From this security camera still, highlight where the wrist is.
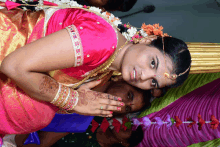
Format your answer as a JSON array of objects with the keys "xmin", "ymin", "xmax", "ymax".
[{"xmin": 50, "ymin": 84, "xmax": 79, "ymax": 111}]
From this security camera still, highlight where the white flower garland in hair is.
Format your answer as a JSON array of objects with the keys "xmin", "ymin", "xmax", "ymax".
[
  {"xmin": 35, "ymin": 0, "xmax": 43, "ymax": 11},
  {"xmin": 0, "ymin": 0, "xmax": 6, "ymax": 9},
  {"xmin": 21, "ymin": 0, "xmax": 34, "ymax": 2},
  {"xmin": 101, "ymin": 11, "xmax": 122, "ymax": 26},
  {"xmin": 140, "ymin": 29, "xmax": 148, "ymax": 37},
  {"xmin": 5, "ymin": 0, "xmax": 166, "ymax": 41}
]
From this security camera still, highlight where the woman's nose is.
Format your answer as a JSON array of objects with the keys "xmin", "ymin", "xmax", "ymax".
[{"xmin": 141, "ymin": 70, "xmax": 154, "ymax": 81}]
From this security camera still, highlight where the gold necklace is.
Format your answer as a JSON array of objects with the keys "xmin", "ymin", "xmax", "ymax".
[
  {"xmin": 69, "ymin": 7, "xmax": 128, "ymax": 89},
  {"xmin": 71, "ymin": 41, "xmax": 128, "ymax": 89}
]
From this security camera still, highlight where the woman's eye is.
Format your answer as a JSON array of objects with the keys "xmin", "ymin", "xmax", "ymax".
[
  {"xmin": 151, "ymin": 59, "xmax": 155, "ymax": 68},
  {"xmin": 128, "ymin": 91, "xmax": 134, "ymax": 100},
  {"xmin": 152, "ymin": 79, "xmax": 157, "ymax": 87}
]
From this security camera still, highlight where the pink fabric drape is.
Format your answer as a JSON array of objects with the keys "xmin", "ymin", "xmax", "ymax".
[
  {"xmin": 0, "ymin": 7, "xmax": 117, "ymax": 137},
  {"xmin": 138, "ymin": 78, "xmax": 220, "ymax": 147}
]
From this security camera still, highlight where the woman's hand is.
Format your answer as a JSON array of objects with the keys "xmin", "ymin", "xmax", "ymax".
[{"xmin": 72, "ymin": 80, "xmax": 124, "ymax": 117}]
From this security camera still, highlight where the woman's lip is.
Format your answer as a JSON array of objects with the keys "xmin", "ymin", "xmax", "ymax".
[
  {"xmin": 130, "ymin": 68, "xmax": 137, "ymax": 82},
  {"xmin": 130, "ymin": 69, "xmax": 135, "ymax": 81},
  {"xmin": 134, "ymin": 68, "xmax": 140, "ymax": 81}
]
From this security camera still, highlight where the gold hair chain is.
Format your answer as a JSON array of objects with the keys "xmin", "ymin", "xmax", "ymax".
[{"xmin": 162, "ymin": 37, "xmax": 190, "ymax": 83}]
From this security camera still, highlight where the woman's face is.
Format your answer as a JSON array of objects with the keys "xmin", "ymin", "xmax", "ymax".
[
  {"xmin": 121, "ymin": 44, "xmax": 176, "ymax": 90},
  {"xmin": 106, "ymin": 81, "xmax": 149, "ymax": 116}
]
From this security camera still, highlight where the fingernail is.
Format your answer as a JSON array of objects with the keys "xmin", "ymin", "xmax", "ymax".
[
  {"xmin": 120, "ymin": 103, "xmax": 124, "ymax": 106},
  {"xmin": 98, "ymin": 79, "xmax": 101, "ymax": 81},
  {"xmin": 118, "ymin": 98, "xmax": 122, "ymax": 101},
  {"xmin": 117, "ymin": 107, "xmax": 121, "ymax": 111}
]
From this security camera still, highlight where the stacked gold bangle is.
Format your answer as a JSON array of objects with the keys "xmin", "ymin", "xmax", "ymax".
[{"xmin": 51, "ymin": 84, "xmax": 79, "ymax": 111}]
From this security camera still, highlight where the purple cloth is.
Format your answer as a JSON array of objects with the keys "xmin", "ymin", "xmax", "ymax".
[
  {"xmin": 41, "ymin": 113, "xmax": 94, "ymax": 133},
  {"xmin": 138, "ymin": 78, "xmax": 220, "ymax": 147},
  {"xmin": 23, "ymin": 113, "xmax": 93, "ymax": 145}
]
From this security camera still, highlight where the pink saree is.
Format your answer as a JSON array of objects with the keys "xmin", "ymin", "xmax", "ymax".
[{"xmin": 0, "ymin": 7, "xmax": 118, "ymax": 136}]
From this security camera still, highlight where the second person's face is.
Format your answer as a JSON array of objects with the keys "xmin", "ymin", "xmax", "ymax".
[{"xmin": 106, "ymin": 81, "xmax": 150, "ymax": 116}]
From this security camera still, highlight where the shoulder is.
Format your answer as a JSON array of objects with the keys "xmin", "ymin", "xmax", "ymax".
[
  {"xmin": 64, "ymin": 12, "xmax": 119, "ymax": 67},
  {"xmin": 46, "ymin": 8, "xmax": 119, "ymax": 67}
]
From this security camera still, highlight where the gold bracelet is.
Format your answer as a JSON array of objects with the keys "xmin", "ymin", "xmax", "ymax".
[
  {"xmin": 59, "ymin": 86, "xmax": 68, "ymax": 107},
  {"xmin": 61, "ymin": 88, "xmax": 71, "ymax": 108},
  {"xmin": 53, "ymin": 85, "xmax": 65, "ymax": 106},
  {"xmin": 51, "ymin": 84, "xmax": 79, "ymax": 111},
  {"xmin": 67, "ymin": 90, "xmax": 79, "ymax": 111},
  {"xmin": 50, "ymin": 83, "xmax": 61, "ymax": 104}
]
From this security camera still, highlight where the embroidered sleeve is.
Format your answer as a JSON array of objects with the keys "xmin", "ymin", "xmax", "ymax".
[{"xmin": 65, "ymin": 25, "xmax": 84, "ymax": 67}]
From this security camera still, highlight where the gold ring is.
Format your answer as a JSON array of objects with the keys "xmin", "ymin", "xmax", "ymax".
[{"xmin": 100, "ymin": 106, "xmax": 103, "ymax": 110}]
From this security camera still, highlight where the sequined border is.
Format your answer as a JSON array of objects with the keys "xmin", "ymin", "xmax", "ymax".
[{"xmin": 65, "ymin": 25, "xmax": 84, "ymax": 67}]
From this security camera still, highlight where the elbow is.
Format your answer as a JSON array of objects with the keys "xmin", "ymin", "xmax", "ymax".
[{"xmin": 1, "ymin": 56, "xmax": 26, "ymax": 79}]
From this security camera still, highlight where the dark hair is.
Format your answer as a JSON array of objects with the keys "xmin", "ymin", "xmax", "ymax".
[
  {"xmin": 149, "ymin": 36, "xmax": 191, "ymax": 88},
  {"xmin": 123, "ymin": 85, "xmax": 151, "ymax": 114},
  {"xmin": 104, "ymin": 0, "xmax": 137, "ymax": 12},
  {"xmin": 16, "ymin": 0, "xmax": 38, "ymax": 11},
  {"xmin": 110, "ymin": 126, "xmax": 143, "ymax": 147},
  {"xmin": 128, "ymin": 126, "xmax": 143, "ymax": 146},
  {"xmin": 137, "ymin": 89, "xmax": 152, "ymax": 112}
]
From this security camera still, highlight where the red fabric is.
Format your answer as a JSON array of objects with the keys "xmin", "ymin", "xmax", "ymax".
[
  {"xmin": 210, "ymin": 115, "xmax": 219, "ymax": 129},
  {"xmin": 186, "ymin": 117, "xmax": 196, "ymax": 128},
  {"xmin": 112, "ymin": 118, "xmax": 121, "ymax": 133},
  {"xmin": 100, "ymin": 118, "xmax": 109, "ymax": 133},
  {"xmin": 91, "ymin": 119, "xmax": 99, "ymax": 133},
  {"xmin": 174, "ymin": 116, "xmax": 182, "ymax": 128},
  {"xmin": 122, "ymin": 116, "xmax": 129, "ymax": 131},
  {"xmin": 198, "ymin": 114, "xmax": 205, "ymax": 130}
]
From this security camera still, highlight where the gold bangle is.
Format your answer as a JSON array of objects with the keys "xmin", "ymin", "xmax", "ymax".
[
  {"xmin": 50, "ymin": 84, "xmax": 79, "ymax": 111},
  {"xmin": 61, "ymin": 88, "xmax": 71, "ymax": 108},
  {"xmin": 53, "ymin": 85, "xmax": 65, "ymax": 106},
  {"xmin": 67, "ymin": 90, "xmax": 79, "ymax": 111},
  {"xmin": 50, "ymin": 84, "xmax": 61, "ymax": 104},
  {"xmin": 59, "ymin": 86, "xmax": 69, "ymax": 107}
]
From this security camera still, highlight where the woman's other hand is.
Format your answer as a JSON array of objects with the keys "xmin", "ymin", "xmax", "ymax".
[{"xmin": 73, "ymin": 80, "xmax": 124, "ymax": 117}]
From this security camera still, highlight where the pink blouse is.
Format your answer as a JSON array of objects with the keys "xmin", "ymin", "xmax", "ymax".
[{"xmin": 45, "ymin": 8, "xmax": 118, "ymax": 80}]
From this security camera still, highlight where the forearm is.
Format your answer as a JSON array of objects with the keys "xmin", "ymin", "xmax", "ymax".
[
  {"xmin": 37, "ymin": 131, "xmax": 69, "ymax": 147},
  {"xmin": 9, "ymin": 71, "xmax": 58, "ymax": 102}
]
